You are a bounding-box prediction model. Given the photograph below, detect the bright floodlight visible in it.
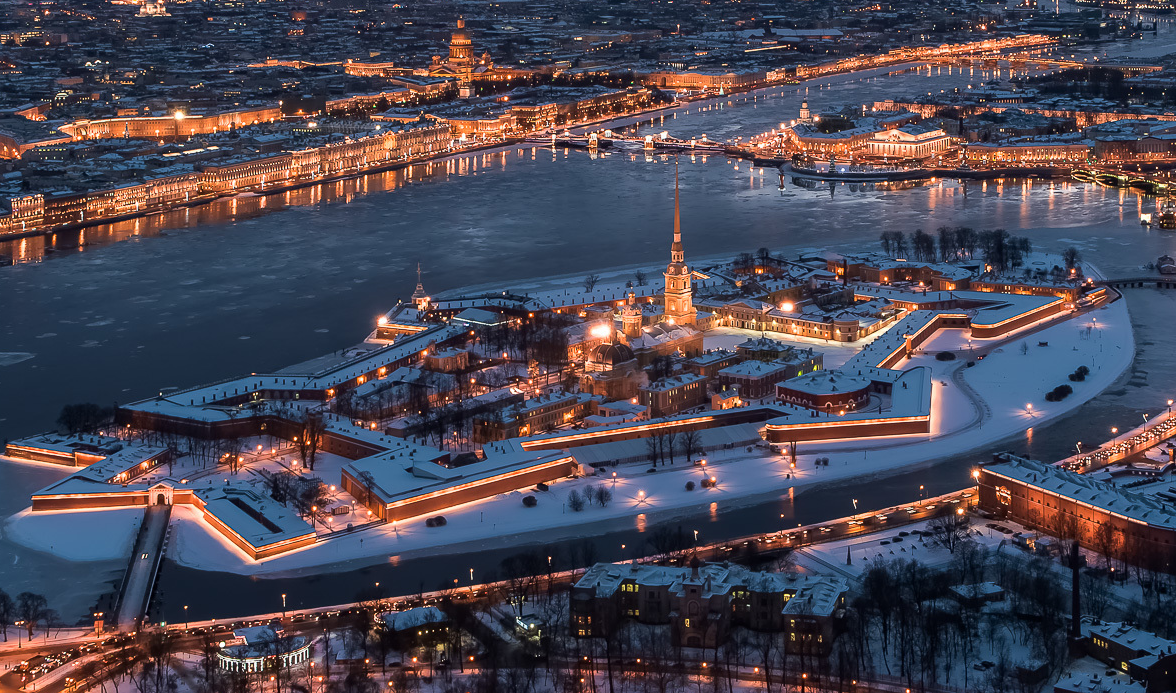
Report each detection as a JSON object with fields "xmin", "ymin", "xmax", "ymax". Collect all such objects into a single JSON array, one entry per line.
[
  {"xmin": 780, "ymin": 301, "xmax": 794, "ymax": 312},
  {"xmin": 590, "ymin": 323, "xmax": 612, "ymax": 339}
]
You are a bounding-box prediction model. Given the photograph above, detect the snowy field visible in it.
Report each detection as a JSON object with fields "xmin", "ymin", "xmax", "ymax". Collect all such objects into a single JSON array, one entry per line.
[
  {"xmin": 5, "ymin": 507, "xmax": 144, "ymax": 562},
  {"xmin": 703, "ymin": 324, "xmax": 900, "ymax": 370},
  {"xmin": 152, "ymin": 298, "xmax": 1132, "ymax": 577}
]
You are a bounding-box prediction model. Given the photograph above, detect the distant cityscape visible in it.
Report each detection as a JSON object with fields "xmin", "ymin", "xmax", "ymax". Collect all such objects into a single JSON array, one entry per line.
[{"xmin": 1, "ymin": 0, "xmax": 1175, "ymax": 245}]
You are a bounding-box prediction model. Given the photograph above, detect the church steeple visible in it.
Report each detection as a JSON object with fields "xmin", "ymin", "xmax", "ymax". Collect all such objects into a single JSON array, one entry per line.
[
  {"xmin": 411, "ymin": 262, "xmax": 430, "ymax": 311},
  {"xmin": 671, "ymin": 158, "xmax": 684, "ymax": 264},
  {"xmin": 663, "ymin": 158, "xmax": 695, "ymax": 325}
]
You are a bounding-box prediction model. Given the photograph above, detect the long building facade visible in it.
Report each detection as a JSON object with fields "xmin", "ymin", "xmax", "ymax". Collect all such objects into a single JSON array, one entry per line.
[
  {"xmin": 978, "ymin": 454, "xmax": 1176, "ymax": 573},
  {"xmin": 571, "ymin": 561, "xmax": 847, "ymax": 653},
  {"xmin": 1, "ymin": 123, "xmax": 450, "ymax": 235}
]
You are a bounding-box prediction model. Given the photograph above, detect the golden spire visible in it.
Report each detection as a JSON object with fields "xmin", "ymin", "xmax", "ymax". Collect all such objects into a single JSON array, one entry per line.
[{"xmin": 671, "ymin": 157, "xmax": 684, "ymax": 264}]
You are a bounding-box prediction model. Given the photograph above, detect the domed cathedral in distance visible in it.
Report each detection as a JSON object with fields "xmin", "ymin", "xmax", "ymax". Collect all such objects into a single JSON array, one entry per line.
[
  {"xmin": 446, "ymin": 18, "xmax": 475, "ymax": 69},
  {"xmin": 428, "ymin": 17, "xmax": 531, "ymax": 91}
]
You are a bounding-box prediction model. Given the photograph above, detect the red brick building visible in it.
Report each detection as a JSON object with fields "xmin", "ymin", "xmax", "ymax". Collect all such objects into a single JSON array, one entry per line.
[{"xmin": 978, "ymin": 455, "xmax": 1176, "ymax": 573}]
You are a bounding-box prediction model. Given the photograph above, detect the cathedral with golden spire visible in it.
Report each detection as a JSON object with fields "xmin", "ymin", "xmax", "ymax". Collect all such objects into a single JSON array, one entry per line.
[{"xmin": 663, "ymin": 161, "xmax": 696, "ymax": 325}]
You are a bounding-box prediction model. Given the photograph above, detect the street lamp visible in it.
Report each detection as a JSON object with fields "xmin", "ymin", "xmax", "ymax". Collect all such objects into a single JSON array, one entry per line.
[
  {"xmin": 1111, "ymin": 427, "xmax": 1118, "ymax": 436},
  {"xmin": 281, "ymin": 593, "xmax": 287, "ymax": 619},
  {"xmin": 184, "ymin": 605, "xmax": 189, "ymax": 630},
  {"xmin": 1026, "ymin": 403, "xmax": 1033, "ymax": 416},
  {"xmin": 16, "ymin": 620, "xmax": 24, "ymax": 648}
]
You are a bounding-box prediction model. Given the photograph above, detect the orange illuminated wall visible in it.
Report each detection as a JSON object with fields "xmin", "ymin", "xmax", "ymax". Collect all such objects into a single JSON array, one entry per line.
[{"xmin": 343, "ymin": 456, "xmax": 577, "ymax": 522}]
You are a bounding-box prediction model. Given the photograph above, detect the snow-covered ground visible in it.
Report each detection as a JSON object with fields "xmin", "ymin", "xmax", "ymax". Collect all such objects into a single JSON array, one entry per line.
[
  {"xmin": 5, "ymin": 506, "xmax": 144, "ymax": 561},
  {"xmin": 703, "ymin": 324, "xmax": 900, "ymax": 370},
  {"xmin": 793, "ymin": 516, "xmax": 1012, "ymax": 580},
  {"xmin": 154, "ymin": 298, "xmax": 1132, "ymax": 577}
]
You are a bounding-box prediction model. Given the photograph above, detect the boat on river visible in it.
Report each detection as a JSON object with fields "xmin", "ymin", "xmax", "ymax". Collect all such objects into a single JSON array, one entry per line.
[
  {"xmin": 1144, "ymin": 196, "xmax": 1176, "ymax": 229},
  {"xmin": 1159, "ymin": 197, "xmax": 1176, "ymax": 229}
]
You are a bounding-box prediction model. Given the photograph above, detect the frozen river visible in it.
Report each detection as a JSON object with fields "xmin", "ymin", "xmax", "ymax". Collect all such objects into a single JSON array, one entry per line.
[{"xmin": 2, "ymin": 47, "xmax": 1176, "ymax": 622}]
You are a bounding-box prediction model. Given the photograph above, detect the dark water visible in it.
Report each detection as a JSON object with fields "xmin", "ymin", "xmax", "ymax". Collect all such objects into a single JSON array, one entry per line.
[{"xmin": 3, "ymin": 53, "xmax": 1176, "ymax": 623}]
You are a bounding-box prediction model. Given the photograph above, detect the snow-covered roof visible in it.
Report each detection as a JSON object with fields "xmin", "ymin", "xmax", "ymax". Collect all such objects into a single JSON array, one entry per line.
[
  {"xmin": 1082, "ymin": 618, "xmax": 1176, "ymax": 659},
  {"xmin": 1055, "ymin": 671, "xmax": 1145, "ymax": 693},
  {"xmin": 381, "ymin": 606, "xmax": 448, "ymax": 632},
  {"xmin": 575, "ymin": 561, "xmax": 847, "ymax": 617},
  {"xmin": 719, "ymin": 359, "xmax": 803, "ymax": 378},
  {"xmin": 779, "ymin": 371, "xmax": 870, "ymax": 396},
  {"xmin": 195, "ymin": 484, "xmax": 316, "ymax": 551},
  {"xmin": 344, "ymin": 449, "xmax": 575, "ymax": 506}
]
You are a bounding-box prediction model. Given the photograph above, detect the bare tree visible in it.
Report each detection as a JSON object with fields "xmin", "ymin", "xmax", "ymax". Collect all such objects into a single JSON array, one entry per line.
[
  {"xmin": 0, "ymin": 588, "xmax": 12, "ymax": 642},
  {"xmin": 295, "ymin": 411, "xmax": 325, "ymax": 471},
  {"xmin": 677, "ymin": 430, "xmax": 702, "ymax": 464},
  {"xmin": 583, "ymin": 274, "xmax": 600, "ymax": 293},
  {"xmin": 1080, "ymin": 573, "xmax": 1111, "ymax": 620},
  {"xmin": 927, "ymin": 513, "xmax": 970, "ymax": 554},
  {"xmin": 16, "ymin": 592, "xmax": 47, "ymax": 640}
]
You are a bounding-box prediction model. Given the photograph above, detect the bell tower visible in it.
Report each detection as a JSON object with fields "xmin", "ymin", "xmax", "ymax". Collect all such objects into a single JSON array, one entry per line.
[
  {"xmin": 621, "ymin": 291, "xmax": 643, "ymax": 338},
  {"xmin": 411, "ymin": 262, "xmax": 430, "ymax": 312},
  {"xmin": 663, "ymin": 160, "xmax": 695, "ymax": 325}
]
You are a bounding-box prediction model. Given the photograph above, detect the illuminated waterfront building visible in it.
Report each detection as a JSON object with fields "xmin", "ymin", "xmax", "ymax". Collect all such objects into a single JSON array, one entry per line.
[{"xmin": 962, "ymin": 140, "xmax": 1091, "ymax": 165}]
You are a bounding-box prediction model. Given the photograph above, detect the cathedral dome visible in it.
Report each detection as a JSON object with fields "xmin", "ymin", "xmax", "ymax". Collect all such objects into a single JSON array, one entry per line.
[{"xmin": 591, "ymin": 342, "xmax": 635, "ymax": 367}]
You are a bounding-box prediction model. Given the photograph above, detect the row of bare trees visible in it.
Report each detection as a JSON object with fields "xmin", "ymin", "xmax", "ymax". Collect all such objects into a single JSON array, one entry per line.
[
  {"xmin": 878, "ymin": 228, "xmax": 1041, "ymax": 273},
  {"xmin": 0, "ymin": 588, "xmax": 55, "ymax": 642},
  {"xmin": 644, "ymin": 429, "xmax": 703, "ymax": 467}
]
